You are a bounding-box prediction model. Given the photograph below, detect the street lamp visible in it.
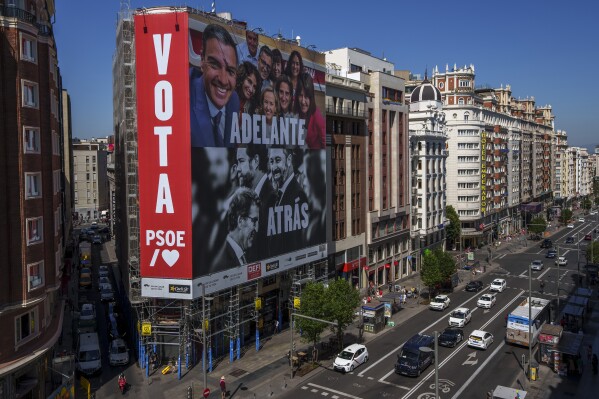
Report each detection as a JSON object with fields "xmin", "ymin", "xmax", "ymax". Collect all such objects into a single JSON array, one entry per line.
[{"xmin": 420, "ymin": 331, "xmax": 439, "ymax": 399}]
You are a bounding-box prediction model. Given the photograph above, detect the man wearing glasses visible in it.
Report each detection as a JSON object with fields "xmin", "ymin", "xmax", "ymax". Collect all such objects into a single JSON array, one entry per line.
[
  {"xmin": 213, "ymin": 188, "xmax": 260, "ymax": 269},
  {"xmin": 258, "ymin": 46, "xmax": 273, "ymax": 92}
]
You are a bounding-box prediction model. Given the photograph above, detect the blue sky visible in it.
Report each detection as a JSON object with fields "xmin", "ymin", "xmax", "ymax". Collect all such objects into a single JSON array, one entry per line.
[{"xmin": 54, "ymin": 0, "xmax": 598, "ymax": 150}]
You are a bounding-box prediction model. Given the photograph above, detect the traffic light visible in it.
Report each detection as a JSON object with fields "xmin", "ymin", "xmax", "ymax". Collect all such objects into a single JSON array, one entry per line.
[
  {"xmin": 187, "ymin": 385, "xmax": 193, "ymax": 399},
  {"xmin": 292, "ymin": 342, "xmax": 296, "ymax": 352}
]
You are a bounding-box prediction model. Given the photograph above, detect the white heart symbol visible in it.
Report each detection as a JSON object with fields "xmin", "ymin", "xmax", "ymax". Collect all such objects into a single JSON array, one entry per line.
[{"xmin": 162, "ymin": 249, "xmax": 180, "ymax": 267}]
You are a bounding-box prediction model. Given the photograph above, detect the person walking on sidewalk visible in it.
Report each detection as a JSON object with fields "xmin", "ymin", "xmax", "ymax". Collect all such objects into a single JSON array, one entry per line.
[
  {"xmin": 274, "ymin": 320, "xmax": 279, "ymax": 334},
  {"xmin": 220, "ymin": 376, "xmax": 226, "ymax": 399}
]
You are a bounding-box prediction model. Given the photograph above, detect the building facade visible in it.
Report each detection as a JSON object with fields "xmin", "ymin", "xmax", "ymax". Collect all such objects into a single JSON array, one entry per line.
[
  {"xmin": 72, "ymin": 140, "xmax": 109, "ymax": 221},
  {"xmin": 407, "ymin": 79, "xmax": 448, "ymax": 255},
  {"xmin": 0, "ymin": 1, "xmax": 71, "ymax": 397},
  {"xmin": 327, "ymin": 48, "xmax": 412, "ymax": 289}
]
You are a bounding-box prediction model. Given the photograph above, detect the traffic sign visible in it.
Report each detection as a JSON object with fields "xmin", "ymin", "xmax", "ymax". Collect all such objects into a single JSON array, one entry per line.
[
  {"xmin": 203, "ymin": 388, "xmax": 210, "ymax": 398},
  {"xmin": 141, "ymin": 322, "xmax": 152, "ymax": 336}
]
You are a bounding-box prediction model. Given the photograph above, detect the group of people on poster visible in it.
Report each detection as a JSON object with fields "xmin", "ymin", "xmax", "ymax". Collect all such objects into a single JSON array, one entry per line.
[
  {"xmin": 190, "ymin": 24, "xmax": 326, "ymax": 276},
  {"xmin": 189, "ymin": 24, "xmax": 325, "ymax": 149}
]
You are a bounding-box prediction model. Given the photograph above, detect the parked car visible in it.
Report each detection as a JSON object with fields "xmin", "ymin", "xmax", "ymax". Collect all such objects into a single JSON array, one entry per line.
[
  {"xmin": 540, "ymin": 239, "xmax": 553, "ymax": 249},
  {"xmin": 567, "ymin": 224, "xmax": 575, "ymax": 229},
  {"xmin": 438, "ymin": 327, "xmax": 464, "ymax": 348},
  {"xmin": 468, "ymin": 330, "xmax": 494, "ymax": 350},
  {"xmin": 565, "ymin": 236, "xmax": 575, "ymax": 244},
  {"xmin": 556, "ymin": 256, "xmax": 568, "ymax": 266},
  {"xmin": 530, "ymin": 260, "xmax": 544, "ymax": 271},
  {"xmin": 448, "ymin": 307, "xmax": 472, "ymax": 327},
  {"xmin": 80, "ymin": 303, "xmax": 96, "ymax": 321},
  {"xmin": 92, "ymin": 235, "xmax": 102, "ymax": 245},
  {"xmin": 429, "ymin": 295, "xmax": 451, "ymax": 311},
  {"xmin": 100, "ymin": 285, "xmax": 115, "ymax": 302},
  {"xmin": 490, "ymin": 278, "xmax": 507, "ymax": 292},
  {"xmin": 578, "ymin": 218, "xmax": 585, "ymax": 223},
  {"xmin": 99, "ymin": 265, "xmax": 110, "ymax": 278},
  {"xmin": 333, "ymin": 344, "xmax": 368, "ymax": 373},
  {"xmin": 80, "ymin": 267, "xmax": 92, "ymax": 279},
  {"xmin": 477, "ymin": 293, "xmax": 497, "ymax": 309},
  {"xmin": 545, "ymin": 250, "xmax": 557, "ymax": 259},
  {"xmin": 107, "ymin": 312, "xmax": 127, "ymax": 339},
  {"xmin": 109, "ymin": 338, "xmax": 130, "ymax": 366},
  {"xmin": 79, "ymin": 275, "xmax": 92, "ymax": 289},
  {"xmin": 465, "ymin": 281, "xmax": 484, "ymax": 292}
]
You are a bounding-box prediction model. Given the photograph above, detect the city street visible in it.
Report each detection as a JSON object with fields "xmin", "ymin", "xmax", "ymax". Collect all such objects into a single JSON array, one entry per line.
[{"xmin": 274, "ymin": 217, "xmax": 599, "ymax": 399}]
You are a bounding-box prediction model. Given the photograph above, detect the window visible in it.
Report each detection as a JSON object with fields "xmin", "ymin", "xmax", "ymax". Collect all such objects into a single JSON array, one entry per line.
[
  {"xmin": 52, "ymin": 131, "xmax": 60, "ymax": 155},
  {"xmin": 458, "ymin": 98, "xmax": 465, "ymax": 105},
  {"xmin": 459, "ymin": 79, "xmax": 470, "ymax": 88},
  {"xmin": 20, "ymin": 33, "xmax": 37, "ymax": 63},
  {"xmin": 51, "ymin": 90, "xmax": 57, "ymax": 117},
  {"xmin": 457, "ymin": 130, "xmax": 478, "ymax": 136},
  {"xmin": 23, "ymin": 127, "xmax": 40, "ymax": 153},
  {"xmin": 27, "ymin": 261, "xmax": 44, "ymax": 291},
  {"xmin": 53, "ymin": 170, "xmax": 61, "ymax": 194},
  {"xmin": 25, "ymin": 173, "xmax": 42, "ymax": 198},
  {"xmin": 15, "ymin": 307, "xmax": 38, "ymax": 346},
  {"xmin": 22, "ymin": 80, "xmax": 38, "ymax": 108},
  {"xmin": 26, "ymin": 217, "xmax": 43, "ymax": 245},
  {"xmin": 56, "ymin": 244, "xmax": 62, "ymax": 276}
]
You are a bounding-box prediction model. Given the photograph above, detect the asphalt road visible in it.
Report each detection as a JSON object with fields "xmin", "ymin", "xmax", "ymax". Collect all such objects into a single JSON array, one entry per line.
[{"xmin": 278, "ymin": 216, "xmax": 599, "ymax": 399}]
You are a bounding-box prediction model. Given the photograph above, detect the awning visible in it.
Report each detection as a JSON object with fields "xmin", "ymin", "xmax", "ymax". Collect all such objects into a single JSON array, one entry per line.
[
  {"xmin": 553, "ymin": 331, "xmax": 584, "ymax": 356},
  {"xmin": 575, "ymin": 287, "xmax": 593, "ymax": 298},
  {"xmin": 567, "ymin": 296, "xmax": 588, "ymax": 308},
  {"xmin": 341, "ymin": 257, "xmax": 367, "ymax": 272}
]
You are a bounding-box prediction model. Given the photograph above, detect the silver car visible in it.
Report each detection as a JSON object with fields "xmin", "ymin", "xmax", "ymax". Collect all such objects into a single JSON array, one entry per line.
[{"xmin": 530, "ymin": 260, "xmax": 544, "ymax": 271}]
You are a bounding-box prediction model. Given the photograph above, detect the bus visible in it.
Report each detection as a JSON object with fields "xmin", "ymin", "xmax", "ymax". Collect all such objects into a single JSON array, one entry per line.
[{"xmin": 505, "ymin": 297, "xmax": 551, "ymax": 347}]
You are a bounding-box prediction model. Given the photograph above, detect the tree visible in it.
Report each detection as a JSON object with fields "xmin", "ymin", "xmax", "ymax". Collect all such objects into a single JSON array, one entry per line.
[
  {"xmin": 295, "ymin": 282, "xmax": 327, "ymax": 352},
  {"xmin": 435, "ymin": 248, "xmax": 457, "ymax": 282},
  {"xmin": 528, "ymin": 216, "xmax": 547, "ymax": 235},
  {"xmin": 582, "ymin": 197, "xmax": 592, "ymax": 212},
  {"xmin": 587, "ymin": 242, "xmax": 599, "ymax": 265},
  {"xmin": 420, "ymin": 250, "xmax": 442, "ymax": 299},
  {"xmin": 324, "ymin": 279, "xmax": 360, "ymax": 351},
  {"xmin": 445, "ymin": 205, "xmax": 461, "ymax": 250},
  {"xmin": 560, "ymin": 209, "xmax": 573, "ymax": 224}
]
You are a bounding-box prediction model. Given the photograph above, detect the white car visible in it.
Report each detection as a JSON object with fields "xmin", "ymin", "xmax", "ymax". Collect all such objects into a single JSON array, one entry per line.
[
  {"xmin": 448, "ymin": 307, "xmax": 472, "ymax": 327},
  {"xmin": 477, "ymin": 293, "xmax": 496, "ymax": 309},
  {"xmin": 98, "ymin": 277, "xmax": 110, "ymax": 289},
  {"xmin": 80, "ymin": 303, "xmax": 96, "ymax": 321},
  {"xmin": 333, "ymin": 344, "xmax": 369, "ymax": 373},
  {"xmin": 530, "ymin": 260, "xmax": 544, "ymax": 271},
  {"xmin": 490, "ymin": 278, "xmax": 507, "ymax": 292},
  {"xmin": 567, "ymin": 224, "xmax": 574, "ymax": 228},
  {"xmin": 109, "ymin": 338, "xmax": 130, "ymax": 366},
  {"xmin": 578, "ymin": 218, "xmax": 585, "ymax": 223},
  {"xmin": 556, "ymin": 256, "xmax": 568, "ymax": 266},
  {"xmin": 590, "ymin": 211, "xmax": 598, "ymax": 215},
  {"xmin": 468, "ymin": 330, "xmax": 494, "ymax": 350},
  {"xmin": 429, "ymin": 295, "xmax": 451, "ymax": 311}
]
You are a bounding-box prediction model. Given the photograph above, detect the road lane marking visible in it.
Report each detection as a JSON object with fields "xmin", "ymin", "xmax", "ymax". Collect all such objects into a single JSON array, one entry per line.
[
  {"xmin": 306, "ymin": 383, "xmax": 364, "ymax": 399},
  {"xmin": 379, "ymin": 380, "xmax": 412, "ymax": 390},
  {"xmin": 358, "ymin": 288, "xmax": 489, "ymax": 377},
  {"xmin": 537, "ymin": 267, "xmax": 551, "ymax": 280},
  {"xmin": 498, "ymin": 254, "xmax": 506, "ymax": 259},
  {"xmin": 450, "ymin": 342, "xmax": 506, "ymax": 399},
  {"xmin": 400, "ymin": 290, "xmax": 525, "ymax": 399}
]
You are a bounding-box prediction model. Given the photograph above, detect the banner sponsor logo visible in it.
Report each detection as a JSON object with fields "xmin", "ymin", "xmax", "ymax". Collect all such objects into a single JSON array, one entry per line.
[{"xmin": 247, "ymin": 262, "xmax": 262, "ymax": 280}]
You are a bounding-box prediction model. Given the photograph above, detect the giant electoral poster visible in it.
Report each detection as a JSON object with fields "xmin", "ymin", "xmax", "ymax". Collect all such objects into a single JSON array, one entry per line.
[{"xmin": 135, "ymin": 10, "xmax": 327, "ymax": 298}]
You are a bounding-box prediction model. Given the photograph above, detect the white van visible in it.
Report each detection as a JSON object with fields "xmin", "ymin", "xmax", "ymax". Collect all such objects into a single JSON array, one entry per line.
[{"xmin": 77, "ymin": 332, "xmax": 102, "ymax": 375}]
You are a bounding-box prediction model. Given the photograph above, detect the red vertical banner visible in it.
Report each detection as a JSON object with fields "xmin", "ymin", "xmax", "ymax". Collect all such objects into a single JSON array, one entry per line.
[{"xmin": 135, "ymin": 12, "xmax": 192, "ymax": 279}]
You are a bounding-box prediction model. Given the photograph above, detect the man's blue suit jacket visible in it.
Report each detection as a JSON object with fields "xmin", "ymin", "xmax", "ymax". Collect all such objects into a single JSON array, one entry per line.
[{"xmin": 189, "ymin": 68, "xmax": 240, "ymax": 147}]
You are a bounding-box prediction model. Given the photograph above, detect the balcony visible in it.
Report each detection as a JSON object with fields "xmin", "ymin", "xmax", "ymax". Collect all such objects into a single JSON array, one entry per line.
[
  {"xmin": 0, "ymin": 6, "xmax": 53, "ymax": 36},
  {"xmin": 326, "ymin": 105, "xmax": 367, "ymax": 118}
]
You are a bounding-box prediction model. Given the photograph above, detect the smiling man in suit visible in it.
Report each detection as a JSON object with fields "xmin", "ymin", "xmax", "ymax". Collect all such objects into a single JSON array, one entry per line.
[{"xmin": 190, "ymin": 24, "xmax": 240, "ymax": 147}]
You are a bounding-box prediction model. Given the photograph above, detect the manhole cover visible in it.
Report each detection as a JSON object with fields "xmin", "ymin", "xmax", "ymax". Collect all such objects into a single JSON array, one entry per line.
[{"xmin": 229, "ymin": 368, "xmax": 247, "ymax": 377}]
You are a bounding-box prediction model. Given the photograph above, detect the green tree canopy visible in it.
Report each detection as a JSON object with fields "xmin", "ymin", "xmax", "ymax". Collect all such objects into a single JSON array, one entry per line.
[
  {"xmin": 528, "ymin": 216, "xmax": 547, "ymax": 234},
  {"xmin": 445, "ymin": 205, "xmax": 461, "ymax": 250},
  {"xmin": 582, "ymin": 197, "xmax": 592, "ymax": 211},
  {"xmin": 560, "ymin": 209, "xmax": 573, "ymax": 224},
  {"xmin": 586, "ymin": 242, "xmax": 599, "ymax": 264},
  {"xmin": 420, "ymin": 251, "xmax": 442, "ymax": 299},
  {"xmin": 435, "ymin": 248, "xmax": 457, "ymax": 282},
  {"xmin": 295, "ymin": 282, "xmax": 327, "ymax": 349},
  {"xmin": 324, "ymin": 279, "xmax": 361, "ymax": 350}
]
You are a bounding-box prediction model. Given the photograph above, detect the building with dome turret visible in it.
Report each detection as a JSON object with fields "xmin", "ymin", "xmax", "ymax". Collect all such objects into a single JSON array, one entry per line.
[{"xmin": 408, "ymin": 78, "xmax": 449, "ymax": 255}]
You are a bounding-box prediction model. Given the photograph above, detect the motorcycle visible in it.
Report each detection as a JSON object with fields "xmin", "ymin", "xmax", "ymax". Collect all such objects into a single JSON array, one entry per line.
[{"xmin": 118, "ymin": 373, "xmax": 128, "ymax": 395}]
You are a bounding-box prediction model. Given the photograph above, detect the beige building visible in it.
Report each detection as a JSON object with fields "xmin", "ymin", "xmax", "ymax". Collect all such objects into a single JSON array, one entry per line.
[{"xmin": 72, "ymin": 140, "xmax": 109, "ymax": 221}]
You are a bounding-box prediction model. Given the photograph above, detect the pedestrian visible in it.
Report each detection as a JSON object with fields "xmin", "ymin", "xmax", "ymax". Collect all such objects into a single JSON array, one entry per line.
[
  {"xmin": 220, "ymin": 376, "xmax": 226, "ymax": 399},
  {"xmin": 274, "ymin": 319, "xmax": 279, "ymax": 334},
  {"xmin": 588, "ymin": 345, "xmax": 593, "ymax": 362}
]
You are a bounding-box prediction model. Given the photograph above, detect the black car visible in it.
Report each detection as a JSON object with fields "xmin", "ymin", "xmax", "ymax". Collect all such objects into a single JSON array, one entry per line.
[
  {"xmin": 546, "ymin": 249, "xmax": 557, "ymax": 258},
  {"xmin": 565, "ymin": 236, "xmax": 575, "ymax": 244},
  {"xmin": 540, "ymin": 239, "xmax": 553, "ymax": 249},
  {"xmin": 465, "ymin": 281, "xmax": 484, "ymax": 292},
  {"xmin": 438, "ymin": 327, "xmax": 464, "ymax": 348}
]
